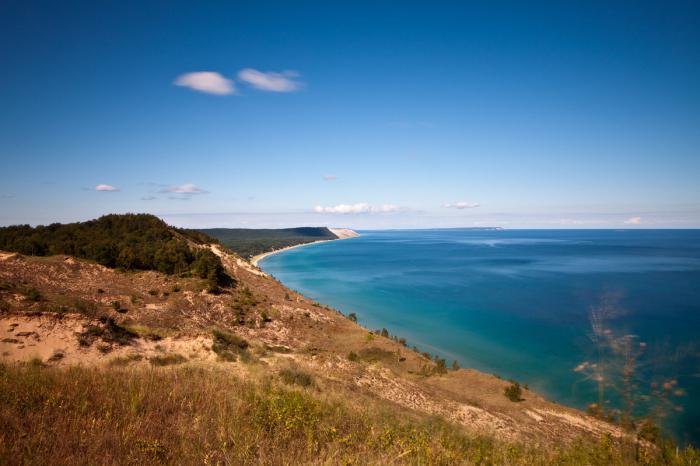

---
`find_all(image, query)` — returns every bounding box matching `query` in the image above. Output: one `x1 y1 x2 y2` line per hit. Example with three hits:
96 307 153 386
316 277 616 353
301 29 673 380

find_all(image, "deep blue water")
260 229 700 444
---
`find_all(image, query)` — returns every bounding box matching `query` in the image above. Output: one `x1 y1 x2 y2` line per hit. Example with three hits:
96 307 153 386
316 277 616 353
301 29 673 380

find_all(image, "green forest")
200 227 337 258
0 214 230 289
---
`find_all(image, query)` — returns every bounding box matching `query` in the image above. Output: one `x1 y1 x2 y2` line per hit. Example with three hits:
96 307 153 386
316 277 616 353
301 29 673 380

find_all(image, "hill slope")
0 215 695 464
0 214 231 289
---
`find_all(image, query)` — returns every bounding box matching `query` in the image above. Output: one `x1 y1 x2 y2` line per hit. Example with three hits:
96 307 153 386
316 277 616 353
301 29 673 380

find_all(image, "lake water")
260 229 700 444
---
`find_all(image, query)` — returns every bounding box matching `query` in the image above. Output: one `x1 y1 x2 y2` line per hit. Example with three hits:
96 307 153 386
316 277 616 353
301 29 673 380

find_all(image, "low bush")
211 329 249 362
24 288 42 302
279 367 314 388
504 381 523 402
149 353 187 366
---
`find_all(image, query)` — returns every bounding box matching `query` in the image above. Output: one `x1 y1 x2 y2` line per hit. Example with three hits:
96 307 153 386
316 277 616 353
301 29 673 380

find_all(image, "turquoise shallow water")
260 229 700 444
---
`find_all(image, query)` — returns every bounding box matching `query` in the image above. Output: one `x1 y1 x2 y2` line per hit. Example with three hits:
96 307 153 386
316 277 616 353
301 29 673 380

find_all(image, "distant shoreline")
250 228 359 267
250 239 334 267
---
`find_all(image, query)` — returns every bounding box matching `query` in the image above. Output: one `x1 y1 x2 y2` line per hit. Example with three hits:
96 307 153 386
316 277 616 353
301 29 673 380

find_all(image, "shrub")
72 298 97 317
279 367 314 388
24 288 42 302
192 250 232 291
124 324 170 341
348 312 357 323
78 317 136 348
434 358 448 375
149 353 187 366
212 329 249 362
109 353 144 366
347 351 359 362
504 382 523 402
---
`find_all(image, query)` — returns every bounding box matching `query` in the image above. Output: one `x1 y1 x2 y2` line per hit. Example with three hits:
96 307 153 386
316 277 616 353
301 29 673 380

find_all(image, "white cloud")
322 175 338 181
314 203 400 214
141 196 157 201
442 201 480 209
160 183 208 195
238 68 301 92
624 216 642 225
554 218 593 226
95 184 118 192
174 72 235 95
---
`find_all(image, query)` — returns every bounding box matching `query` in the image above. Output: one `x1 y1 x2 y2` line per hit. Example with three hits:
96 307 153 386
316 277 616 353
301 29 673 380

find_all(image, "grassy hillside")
2 363 698 465
201 227 338 258
0 214 230 289
1 215 698 464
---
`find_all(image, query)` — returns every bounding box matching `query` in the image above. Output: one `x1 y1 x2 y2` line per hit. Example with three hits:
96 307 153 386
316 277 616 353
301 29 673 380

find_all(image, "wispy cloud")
624 216 642 225
140 196 157 201
174 72 236 95
553 218 599 226
95 184 119 192
238 69 301 92
159 183 208 195
314 203 400 214
322 175 338 181
442 201 479 209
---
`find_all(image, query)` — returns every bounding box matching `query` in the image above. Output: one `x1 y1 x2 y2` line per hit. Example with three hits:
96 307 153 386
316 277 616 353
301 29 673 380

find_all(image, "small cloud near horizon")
238 69 301 92
322 175 338 181
624 216 642 225
554 218 599 226
141 195 157 201
174 72 236 95
442 201 479 209
314 203 400 214
159 183 208 195
95 184 119 192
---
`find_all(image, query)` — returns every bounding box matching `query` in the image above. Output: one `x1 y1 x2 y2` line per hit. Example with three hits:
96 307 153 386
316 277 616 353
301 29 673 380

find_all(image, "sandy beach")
250 228 359 267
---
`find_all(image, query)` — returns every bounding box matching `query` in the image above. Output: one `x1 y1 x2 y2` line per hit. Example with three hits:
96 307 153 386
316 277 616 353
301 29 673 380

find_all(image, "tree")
504 382 523 402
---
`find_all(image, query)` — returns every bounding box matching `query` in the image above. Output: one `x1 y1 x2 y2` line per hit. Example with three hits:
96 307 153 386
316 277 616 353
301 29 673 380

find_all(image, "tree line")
0 214 230 289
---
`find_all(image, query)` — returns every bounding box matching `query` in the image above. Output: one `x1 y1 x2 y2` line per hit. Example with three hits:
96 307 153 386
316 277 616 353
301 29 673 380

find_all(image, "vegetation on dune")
0 362 698 465
200 227 338 259
212 329 249 362
505 382 524 402
0 213 232 289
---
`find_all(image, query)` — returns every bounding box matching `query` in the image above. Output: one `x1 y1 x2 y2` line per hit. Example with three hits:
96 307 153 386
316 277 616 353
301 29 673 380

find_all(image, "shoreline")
250 228 360 267
250 239 334 267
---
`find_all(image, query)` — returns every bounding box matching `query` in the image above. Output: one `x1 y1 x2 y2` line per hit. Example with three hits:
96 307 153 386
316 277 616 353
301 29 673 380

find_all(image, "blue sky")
1 1 699 228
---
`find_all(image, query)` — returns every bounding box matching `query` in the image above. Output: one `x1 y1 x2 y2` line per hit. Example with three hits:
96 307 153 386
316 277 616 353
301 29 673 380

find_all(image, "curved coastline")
250 239 334 267
250 228 360 267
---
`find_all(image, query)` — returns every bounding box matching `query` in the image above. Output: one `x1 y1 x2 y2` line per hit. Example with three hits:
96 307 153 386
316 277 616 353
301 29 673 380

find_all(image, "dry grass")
3 251 700 462
0 363 698 465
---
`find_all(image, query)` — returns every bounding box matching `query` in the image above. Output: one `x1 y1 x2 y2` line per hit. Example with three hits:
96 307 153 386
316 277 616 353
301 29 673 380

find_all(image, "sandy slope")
0 247 625 446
